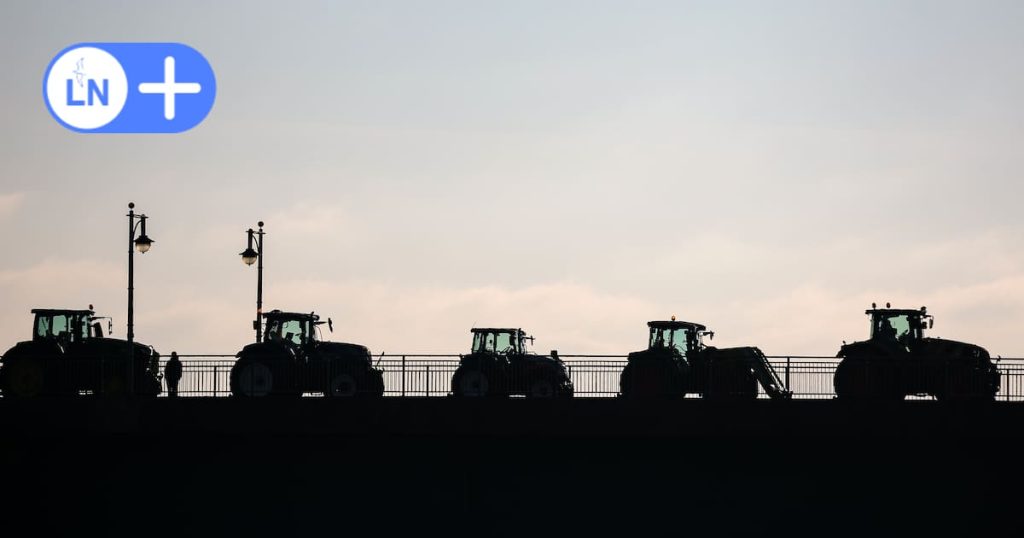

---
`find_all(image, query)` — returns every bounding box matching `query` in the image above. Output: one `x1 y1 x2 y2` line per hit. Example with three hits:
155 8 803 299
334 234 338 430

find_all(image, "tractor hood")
315 341 373 362
88 337 160 361
840 337 991 361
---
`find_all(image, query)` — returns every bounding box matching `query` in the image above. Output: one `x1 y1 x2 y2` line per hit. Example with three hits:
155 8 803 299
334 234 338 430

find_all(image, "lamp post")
127 202 154 395
240 221 264 342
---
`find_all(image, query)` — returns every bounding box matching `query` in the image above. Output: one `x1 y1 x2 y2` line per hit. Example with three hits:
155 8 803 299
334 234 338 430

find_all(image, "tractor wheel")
327 372 358 398
526 377 556 398
620 361 683 398
1 359 45 398
454 369 491 397
231 361 275 397
835 358 901 401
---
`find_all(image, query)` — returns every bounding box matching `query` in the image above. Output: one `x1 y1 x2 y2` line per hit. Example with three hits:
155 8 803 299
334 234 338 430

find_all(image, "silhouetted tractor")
451 328 573 398
620 318 790 400
0 308 162 398
230 310 383 398
834 304 1000 401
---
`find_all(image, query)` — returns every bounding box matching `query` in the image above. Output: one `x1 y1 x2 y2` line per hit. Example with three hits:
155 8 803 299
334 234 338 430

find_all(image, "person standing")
165 352 183 398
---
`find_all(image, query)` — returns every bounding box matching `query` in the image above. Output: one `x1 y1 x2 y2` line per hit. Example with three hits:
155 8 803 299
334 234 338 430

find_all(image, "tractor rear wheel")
835 357 902 401
620 361 684 398
1 359 45 398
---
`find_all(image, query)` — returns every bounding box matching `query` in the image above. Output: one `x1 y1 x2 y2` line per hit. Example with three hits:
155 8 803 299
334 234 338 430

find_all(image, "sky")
2 1 1024 357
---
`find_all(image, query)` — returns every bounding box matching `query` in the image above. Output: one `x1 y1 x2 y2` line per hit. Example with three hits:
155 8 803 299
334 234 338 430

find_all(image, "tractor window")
34 315 51 339
35 314 73 341
471 332 518 354
266 319 306 346
494 332 515 354
872 314 916 344
649 327 691 356
669 328 689 356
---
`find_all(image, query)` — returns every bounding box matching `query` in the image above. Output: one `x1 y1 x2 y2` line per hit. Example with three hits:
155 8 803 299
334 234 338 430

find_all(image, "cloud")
269 279 660 355
0 193 25 219
5 255 1024 361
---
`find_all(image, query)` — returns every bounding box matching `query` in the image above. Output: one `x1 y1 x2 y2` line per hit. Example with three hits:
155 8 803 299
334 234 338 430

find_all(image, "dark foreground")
2 398 1023 536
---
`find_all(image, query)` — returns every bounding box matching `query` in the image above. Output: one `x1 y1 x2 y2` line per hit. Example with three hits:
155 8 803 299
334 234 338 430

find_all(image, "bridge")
160 353 1024 399
2 354 1023 534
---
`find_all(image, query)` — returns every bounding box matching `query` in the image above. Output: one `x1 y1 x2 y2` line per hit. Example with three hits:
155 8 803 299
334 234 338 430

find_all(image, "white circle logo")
45 46 128 130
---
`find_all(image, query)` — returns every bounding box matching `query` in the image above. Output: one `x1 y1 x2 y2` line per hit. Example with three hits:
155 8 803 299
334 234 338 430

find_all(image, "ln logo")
43 43 216 133
45 46 128 130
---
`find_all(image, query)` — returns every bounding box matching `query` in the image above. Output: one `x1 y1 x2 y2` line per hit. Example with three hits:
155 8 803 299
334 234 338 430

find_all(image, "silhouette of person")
165 352 183 398
877 318 897 342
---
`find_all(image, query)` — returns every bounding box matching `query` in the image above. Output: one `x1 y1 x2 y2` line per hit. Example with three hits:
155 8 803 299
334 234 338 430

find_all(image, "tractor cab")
470 328 533 356
646 320 712 359
31 308 110 345
262 310 332 347
866 304 932 348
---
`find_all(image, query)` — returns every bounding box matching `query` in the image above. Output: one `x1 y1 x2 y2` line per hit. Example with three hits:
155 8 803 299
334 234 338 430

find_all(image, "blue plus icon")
138 56 202 120
44 43 216 133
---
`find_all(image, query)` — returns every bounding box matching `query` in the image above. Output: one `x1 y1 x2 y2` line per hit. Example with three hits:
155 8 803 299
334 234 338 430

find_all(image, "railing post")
212 365 217 397
425 365 431 397
785 357 791 392
402 355 406 398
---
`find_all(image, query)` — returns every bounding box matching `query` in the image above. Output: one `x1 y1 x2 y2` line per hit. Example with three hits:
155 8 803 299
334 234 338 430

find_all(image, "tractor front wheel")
327 372 358 397
231 360 275 397
526 377 556 398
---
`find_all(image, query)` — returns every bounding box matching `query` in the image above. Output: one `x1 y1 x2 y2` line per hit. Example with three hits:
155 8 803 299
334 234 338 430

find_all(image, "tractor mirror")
929 318 934 329
252 320 259 330
328 318 334 332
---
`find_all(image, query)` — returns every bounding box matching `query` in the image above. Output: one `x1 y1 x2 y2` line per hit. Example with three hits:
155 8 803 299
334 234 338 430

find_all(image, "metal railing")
147 354 1024 401
1 352 1021 400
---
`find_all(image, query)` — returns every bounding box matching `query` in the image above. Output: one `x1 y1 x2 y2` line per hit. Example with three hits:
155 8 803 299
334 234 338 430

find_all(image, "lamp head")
134 234 153 253
240 247 258 266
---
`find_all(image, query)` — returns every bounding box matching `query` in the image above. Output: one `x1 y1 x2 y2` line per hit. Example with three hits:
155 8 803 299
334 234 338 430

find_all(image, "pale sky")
2 1 1024 357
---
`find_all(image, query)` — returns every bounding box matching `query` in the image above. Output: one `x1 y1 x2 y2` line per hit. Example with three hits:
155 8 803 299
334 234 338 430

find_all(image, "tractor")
620 318 790 400
834 304 1000 401
230 309 384 398
0 307 162 398
451 328 573 398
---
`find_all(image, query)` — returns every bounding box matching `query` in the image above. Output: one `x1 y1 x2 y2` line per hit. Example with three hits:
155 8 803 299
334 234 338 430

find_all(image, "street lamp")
127 202 154 395
240 221 264 342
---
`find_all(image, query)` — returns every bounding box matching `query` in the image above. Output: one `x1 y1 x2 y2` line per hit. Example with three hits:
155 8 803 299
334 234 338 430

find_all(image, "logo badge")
43 43 216 133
